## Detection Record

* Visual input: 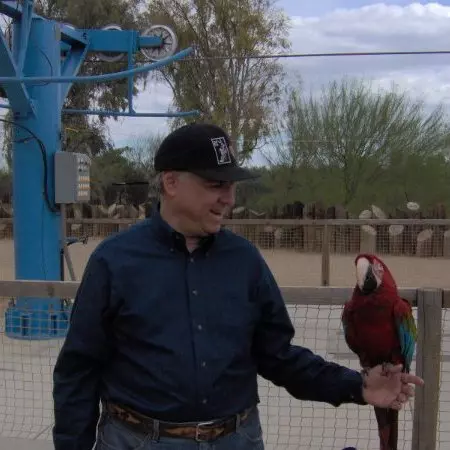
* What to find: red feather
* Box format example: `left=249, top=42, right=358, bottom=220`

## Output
left=342, top=253, right=416, bottom=450
left=343, top=253, right=410, bottom=368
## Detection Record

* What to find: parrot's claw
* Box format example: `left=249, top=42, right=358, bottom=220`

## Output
left=381, top=362, right=393, bottom=376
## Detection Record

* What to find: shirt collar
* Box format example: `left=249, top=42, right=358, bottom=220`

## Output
left=149, top=202, right=216, bottom=253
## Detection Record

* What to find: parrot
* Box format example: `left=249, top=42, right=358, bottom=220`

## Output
left=341, top=253, right=417, bottom=450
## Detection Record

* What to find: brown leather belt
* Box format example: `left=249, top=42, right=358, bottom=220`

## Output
left=103, top=401, right=254, bottom=442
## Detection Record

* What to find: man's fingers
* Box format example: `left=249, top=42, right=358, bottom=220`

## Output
left=396, top=393, right=408, bottom=403
left=390, top=400, right=403, bottom=411
left=401, top=373, right=425, bottom=386
left=401, top=384, right=414, bottom=397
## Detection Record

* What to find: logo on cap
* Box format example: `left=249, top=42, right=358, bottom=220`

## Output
left=211, top=137, right=231, bottom=165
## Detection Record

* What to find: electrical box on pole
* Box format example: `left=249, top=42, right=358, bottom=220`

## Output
left=0, top=0, right=199, bottom=340
left=54, top=152, right=91, bottom=204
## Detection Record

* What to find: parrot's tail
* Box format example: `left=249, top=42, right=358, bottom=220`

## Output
left=374, top=406, right=398, bottom=450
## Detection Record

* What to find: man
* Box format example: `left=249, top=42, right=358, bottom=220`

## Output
left=52, top=122, right=423, bottom=450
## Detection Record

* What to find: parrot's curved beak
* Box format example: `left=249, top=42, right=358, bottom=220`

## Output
left=356, top=257, right=379, bottom=294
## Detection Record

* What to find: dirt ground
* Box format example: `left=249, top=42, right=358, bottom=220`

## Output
left=1, top=238, right=450, bottom=449
left=1, top=237, right=449, bottom=288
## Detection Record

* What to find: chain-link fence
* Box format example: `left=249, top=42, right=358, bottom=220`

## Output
left=0, top=304, right=60, bottom=441
left=0, top=283, right=448, bottom=449
left=0, top=217, right=449, bottom=447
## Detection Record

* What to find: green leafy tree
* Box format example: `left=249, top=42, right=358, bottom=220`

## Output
left=2, top=0, right=150, bottom=167
left=272, top=77, right=450, bottom=210
left=145, top=0, right=291, bottom=161
left=90, top=147, right=144, bottom=204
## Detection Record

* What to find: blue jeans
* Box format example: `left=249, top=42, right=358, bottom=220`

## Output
left=94, top=407, right=265, bottom=449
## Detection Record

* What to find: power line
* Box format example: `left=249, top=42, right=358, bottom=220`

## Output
left=180, top=49, right=450, bottom=60
left=85, top=49, right=450, bottom=64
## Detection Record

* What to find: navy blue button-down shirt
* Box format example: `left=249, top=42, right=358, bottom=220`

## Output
left=52, top=206, right=365, bottom=450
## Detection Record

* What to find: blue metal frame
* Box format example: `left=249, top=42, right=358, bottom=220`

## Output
left=0, top=47, right=193, bottom=84
left=0, top=102, right=200, bottom=118
left=60, top=47, right=90, bottom=106
left=0, top=0, right=199, bottom=340
left=0, top=29, right=34, bottom=117
left=62, top=109, right=199, bottom=118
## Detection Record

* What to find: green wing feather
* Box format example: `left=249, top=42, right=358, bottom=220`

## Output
left=395, top=305, right=417, bottom=372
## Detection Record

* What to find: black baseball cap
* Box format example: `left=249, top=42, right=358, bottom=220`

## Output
left=153, top=123, right=259, bottom=182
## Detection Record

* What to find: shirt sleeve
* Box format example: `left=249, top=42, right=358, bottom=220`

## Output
left=52, top=252, right=115, bottom=450
left=251, top=255, right=367, bottom=407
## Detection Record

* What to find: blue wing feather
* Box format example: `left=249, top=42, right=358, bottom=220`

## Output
left=395, top=310, right=417, bottom=372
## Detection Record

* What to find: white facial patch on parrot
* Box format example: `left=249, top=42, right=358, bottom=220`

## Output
left=356, top=257, right=383, bottom=291
left=356, top=257, right=370, bottom=290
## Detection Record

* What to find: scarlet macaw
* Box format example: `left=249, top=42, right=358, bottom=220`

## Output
left=341, top=253, right=417, bottom=450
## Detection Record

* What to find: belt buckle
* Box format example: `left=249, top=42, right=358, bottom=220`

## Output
left=195, top=420, right=215, bottom=442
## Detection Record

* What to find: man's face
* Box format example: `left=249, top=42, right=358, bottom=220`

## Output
left=163, top=172, right=236, bottom=235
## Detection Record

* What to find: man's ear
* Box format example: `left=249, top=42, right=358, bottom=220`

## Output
left=161, top=171, right=186, bottom=197
left=161, top=171, right=177, bottom=197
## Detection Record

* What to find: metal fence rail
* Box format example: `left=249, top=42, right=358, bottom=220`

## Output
left=0, top=281, right=448, bottom=449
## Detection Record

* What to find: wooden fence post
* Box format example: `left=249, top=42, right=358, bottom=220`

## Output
left=321, top=223, right=330, bottom=286
left=412, top=288, right=442, bottom=450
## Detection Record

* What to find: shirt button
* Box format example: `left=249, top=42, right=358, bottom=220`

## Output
left=197, top=324, right=203, bottom=331
left=201, top=361, right=206, bottom=367
left=192, top=289, right=198, bottom=296
left=202, top=398, right=208, bottom=404
left=190, top=257, right=194, bottom=263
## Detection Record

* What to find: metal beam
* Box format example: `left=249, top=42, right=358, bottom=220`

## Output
left=59, top=23, right=89, bottom=47
left=0, top=1, right=29, bottom=20
left=139, top=35, right=164, bottom=49
left=7, top=17, right=67, bottom=340
left=0, top=29, right=33, bottom=117
left=60, top=46, right=90, bottom=105
left=16, top=0, right=33, bottom=71
left=0, top=46, right=194, bottom=84
left=84, top=29, right=162, bottom=53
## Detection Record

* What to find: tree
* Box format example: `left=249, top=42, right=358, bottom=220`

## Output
left=89, top=132, right=164, bottom=205
left=271, top=77, right=450, bottom=209
left=125, top=132, right=164, bottom=180
left=145, top=0, right=291, bottom=161
left=1, top=0, right=150, bottom=167
left=90, top=147, right=144, bottom=205
left=0, top=166, right=11, bottom=203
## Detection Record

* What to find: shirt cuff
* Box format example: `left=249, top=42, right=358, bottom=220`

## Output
left=342, top=369, right=367, bottom=405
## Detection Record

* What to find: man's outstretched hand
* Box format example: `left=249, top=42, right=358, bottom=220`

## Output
left=362, top=363, right=424, bottom=410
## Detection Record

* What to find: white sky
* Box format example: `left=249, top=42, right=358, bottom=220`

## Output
left=2, top=1, right=450, bottom=168
left=106, top=1, right=450, bottom=165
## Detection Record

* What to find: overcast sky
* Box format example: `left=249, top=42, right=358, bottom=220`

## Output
left=104, top=1, right=450, bottom=160
left=3, top=1, right=450, bottom=168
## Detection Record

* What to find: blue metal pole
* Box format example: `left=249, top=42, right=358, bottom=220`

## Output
left=5, top=16, right=69, bottom=339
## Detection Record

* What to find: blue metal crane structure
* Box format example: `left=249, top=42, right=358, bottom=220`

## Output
left=0, top=0, right=199, bottom=339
